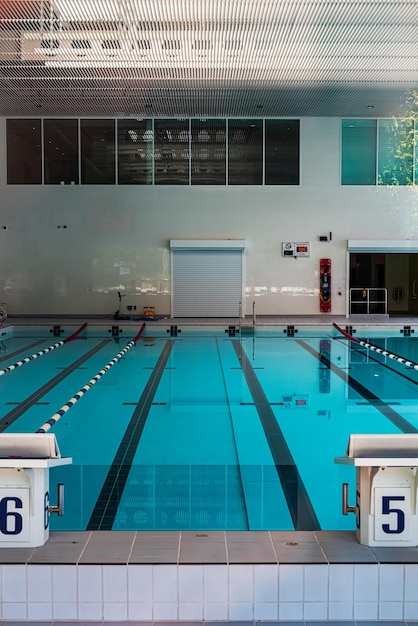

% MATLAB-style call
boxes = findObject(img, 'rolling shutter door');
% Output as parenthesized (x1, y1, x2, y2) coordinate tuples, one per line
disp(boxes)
(171, 247, 243, 317)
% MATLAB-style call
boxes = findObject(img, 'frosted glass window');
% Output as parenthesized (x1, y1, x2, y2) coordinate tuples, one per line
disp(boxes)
(378, 118, 414, 186)
(341, 119, 377, 185)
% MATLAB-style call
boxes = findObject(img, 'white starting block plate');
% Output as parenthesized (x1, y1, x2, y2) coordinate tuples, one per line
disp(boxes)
(0, 433, 71, 468)
(335, 433, 418, 467)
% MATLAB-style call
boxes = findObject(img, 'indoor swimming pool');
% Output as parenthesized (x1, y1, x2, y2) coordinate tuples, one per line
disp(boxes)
(1, 322, 418, 534)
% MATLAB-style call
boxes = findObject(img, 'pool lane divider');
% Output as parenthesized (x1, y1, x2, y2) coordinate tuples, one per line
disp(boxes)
(0, 340, 112, 432)
(87, 338, 174, 530)
(232, 341, 321, 531)
(36, 324, 145, 434)
(297, 338, 418, 434)
(333, 322, 418, 369)
(0, 322, 88, 378)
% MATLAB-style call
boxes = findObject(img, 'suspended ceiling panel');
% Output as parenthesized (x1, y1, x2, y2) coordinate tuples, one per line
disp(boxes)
(0, 0, 417, 118)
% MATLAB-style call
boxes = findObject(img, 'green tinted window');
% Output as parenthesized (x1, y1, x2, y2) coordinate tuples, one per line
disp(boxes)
(378, 118, 414, 186)
(341, 119, 377, 185)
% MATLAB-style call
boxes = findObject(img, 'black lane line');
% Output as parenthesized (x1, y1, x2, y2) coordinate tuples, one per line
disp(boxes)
(348, 342, 418, 387)
(0, 340, 46, 364)
(232, 341, 320, 531)
(0, 340, 111, 432)
(87, 340, 174, 531)
(297, 339, 418, 434)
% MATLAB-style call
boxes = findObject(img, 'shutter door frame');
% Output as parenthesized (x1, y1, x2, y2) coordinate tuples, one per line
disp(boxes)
(170, 240, 245, 318)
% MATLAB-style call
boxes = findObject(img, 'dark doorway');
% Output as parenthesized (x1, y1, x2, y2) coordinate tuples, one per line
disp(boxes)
(350, 253, 385, 289)
(349, 253, 418, 316)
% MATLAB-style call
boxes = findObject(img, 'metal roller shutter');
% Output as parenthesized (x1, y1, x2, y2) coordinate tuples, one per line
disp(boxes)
(172, 248, 243, 317)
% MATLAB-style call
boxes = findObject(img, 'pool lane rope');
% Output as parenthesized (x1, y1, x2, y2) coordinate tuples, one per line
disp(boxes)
(36, 323, 146, 433)
(333, 322, 418, 370)
(0, 322, 88, 378)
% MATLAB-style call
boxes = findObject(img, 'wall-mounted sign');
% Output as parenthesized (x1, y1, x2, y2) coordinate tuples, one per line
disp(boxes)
(282, 242, 310, 257)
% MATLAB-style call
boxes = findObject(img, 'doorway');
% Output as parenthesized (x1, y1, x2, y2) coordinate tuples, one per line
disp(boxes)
(349, 252, 418, 316)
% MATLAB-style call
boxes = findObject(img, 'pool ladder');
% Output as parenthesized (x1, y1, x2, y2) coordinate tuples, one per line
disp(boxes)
(239, 301, 256, 337)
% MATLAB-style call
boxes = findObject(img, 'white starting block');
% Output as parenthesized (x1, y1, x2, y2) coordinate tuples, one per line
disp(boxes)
(335, 434, 418, 547)
(0, 433, 72, 547)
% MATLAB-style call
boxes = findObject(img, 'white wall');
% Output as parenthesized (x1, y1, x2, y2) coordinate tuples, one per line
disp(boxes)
(0, 117, 417, 317)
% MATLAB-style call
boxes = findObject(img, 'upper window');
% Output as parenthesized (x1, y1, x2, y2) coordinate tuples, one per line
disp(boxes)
(378, 118, 414, 186)
(342, 118, 415, 185)
(228, 119, 263, 185)
(6, 117, 301, 186)
(191, 119, 226, 185)
(154, 119, 189, 185)
(118, 119, 153, 185)
(265, 120, 299, 185)
(341, 119, 377, 185)
(44, 119, 79, 185)
(7, 119, 42, 184)
(81, 119, 115, 185)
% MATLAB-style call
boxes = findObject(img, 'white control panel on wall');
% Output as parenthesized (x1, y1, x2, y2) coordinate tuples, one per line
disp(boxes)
(282, 242, 310, 257)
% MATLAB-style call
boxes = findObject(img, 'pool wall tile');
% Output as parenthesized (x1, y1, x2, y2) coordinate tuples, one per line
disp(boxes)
(203, 601, 229, 620)
(254, 564, 279, 602)
(103, 564, 128, 602)
(203, 564, 228, 602)
(303, 564, 329, 601)
(128, 601, 154, 620)
(103, 600, 128, 620)
(328, 601, 354, 620)
(4, 534, 418, 621)
(354, 564, 379, 601)
(27, 600, 52, 620)
(127, 564, 153, 602)
(228, 600, 254, 620)
(78, 601, 102, 620)
(378, 601, 405, 620)
(27, 564, 52, 602)
(153, 600, 178, 620)
(405, 564, 418, 599)
(52, 600, 78, 620)
(279, 600, 304, 620)
(278, 564, 304, 601)
(404, 602, 418, 619)
(78, 565, 102, 602)
(2, 564, 26, 602)
(178, 600, 204, 620)
(329, 563, 354, 601)
(2, 602, 27, 620)
(52, 564, 77, 602)
(153, 564, 177, 602)
(303, 600, 328, 620)
(353, 601, 379, 620)
(229, 564, 254, 602)
(254, 600, 278, 620)
(379, 564, 405, 600)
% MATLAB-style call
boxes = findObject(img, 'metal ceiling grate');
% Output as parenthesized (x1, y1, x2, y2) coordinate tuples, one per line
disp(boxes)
(0, 0, 417, 118)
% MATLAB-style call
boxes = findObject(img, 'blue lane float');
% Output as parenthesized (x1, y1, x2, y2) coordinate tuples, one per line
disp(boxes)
(0, 322, 88, 378)
(333, 322, 418, 370)
(36, 323, 146, 433)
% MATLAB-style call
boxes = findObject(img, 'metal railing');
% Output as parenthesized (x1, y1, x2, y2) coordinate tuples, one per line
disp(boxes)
(349, 288, 387, 315)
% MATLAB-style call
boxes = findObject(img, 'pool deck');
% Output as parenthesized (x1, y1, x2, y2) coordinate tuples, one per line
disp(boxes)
(2, 314, 418, 623)
(5, 312, 418, 327)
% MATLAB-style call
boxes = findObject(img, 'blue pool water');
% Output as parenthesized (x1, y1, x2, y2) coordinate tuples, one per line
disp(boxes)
(1, 324, 418, 532)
